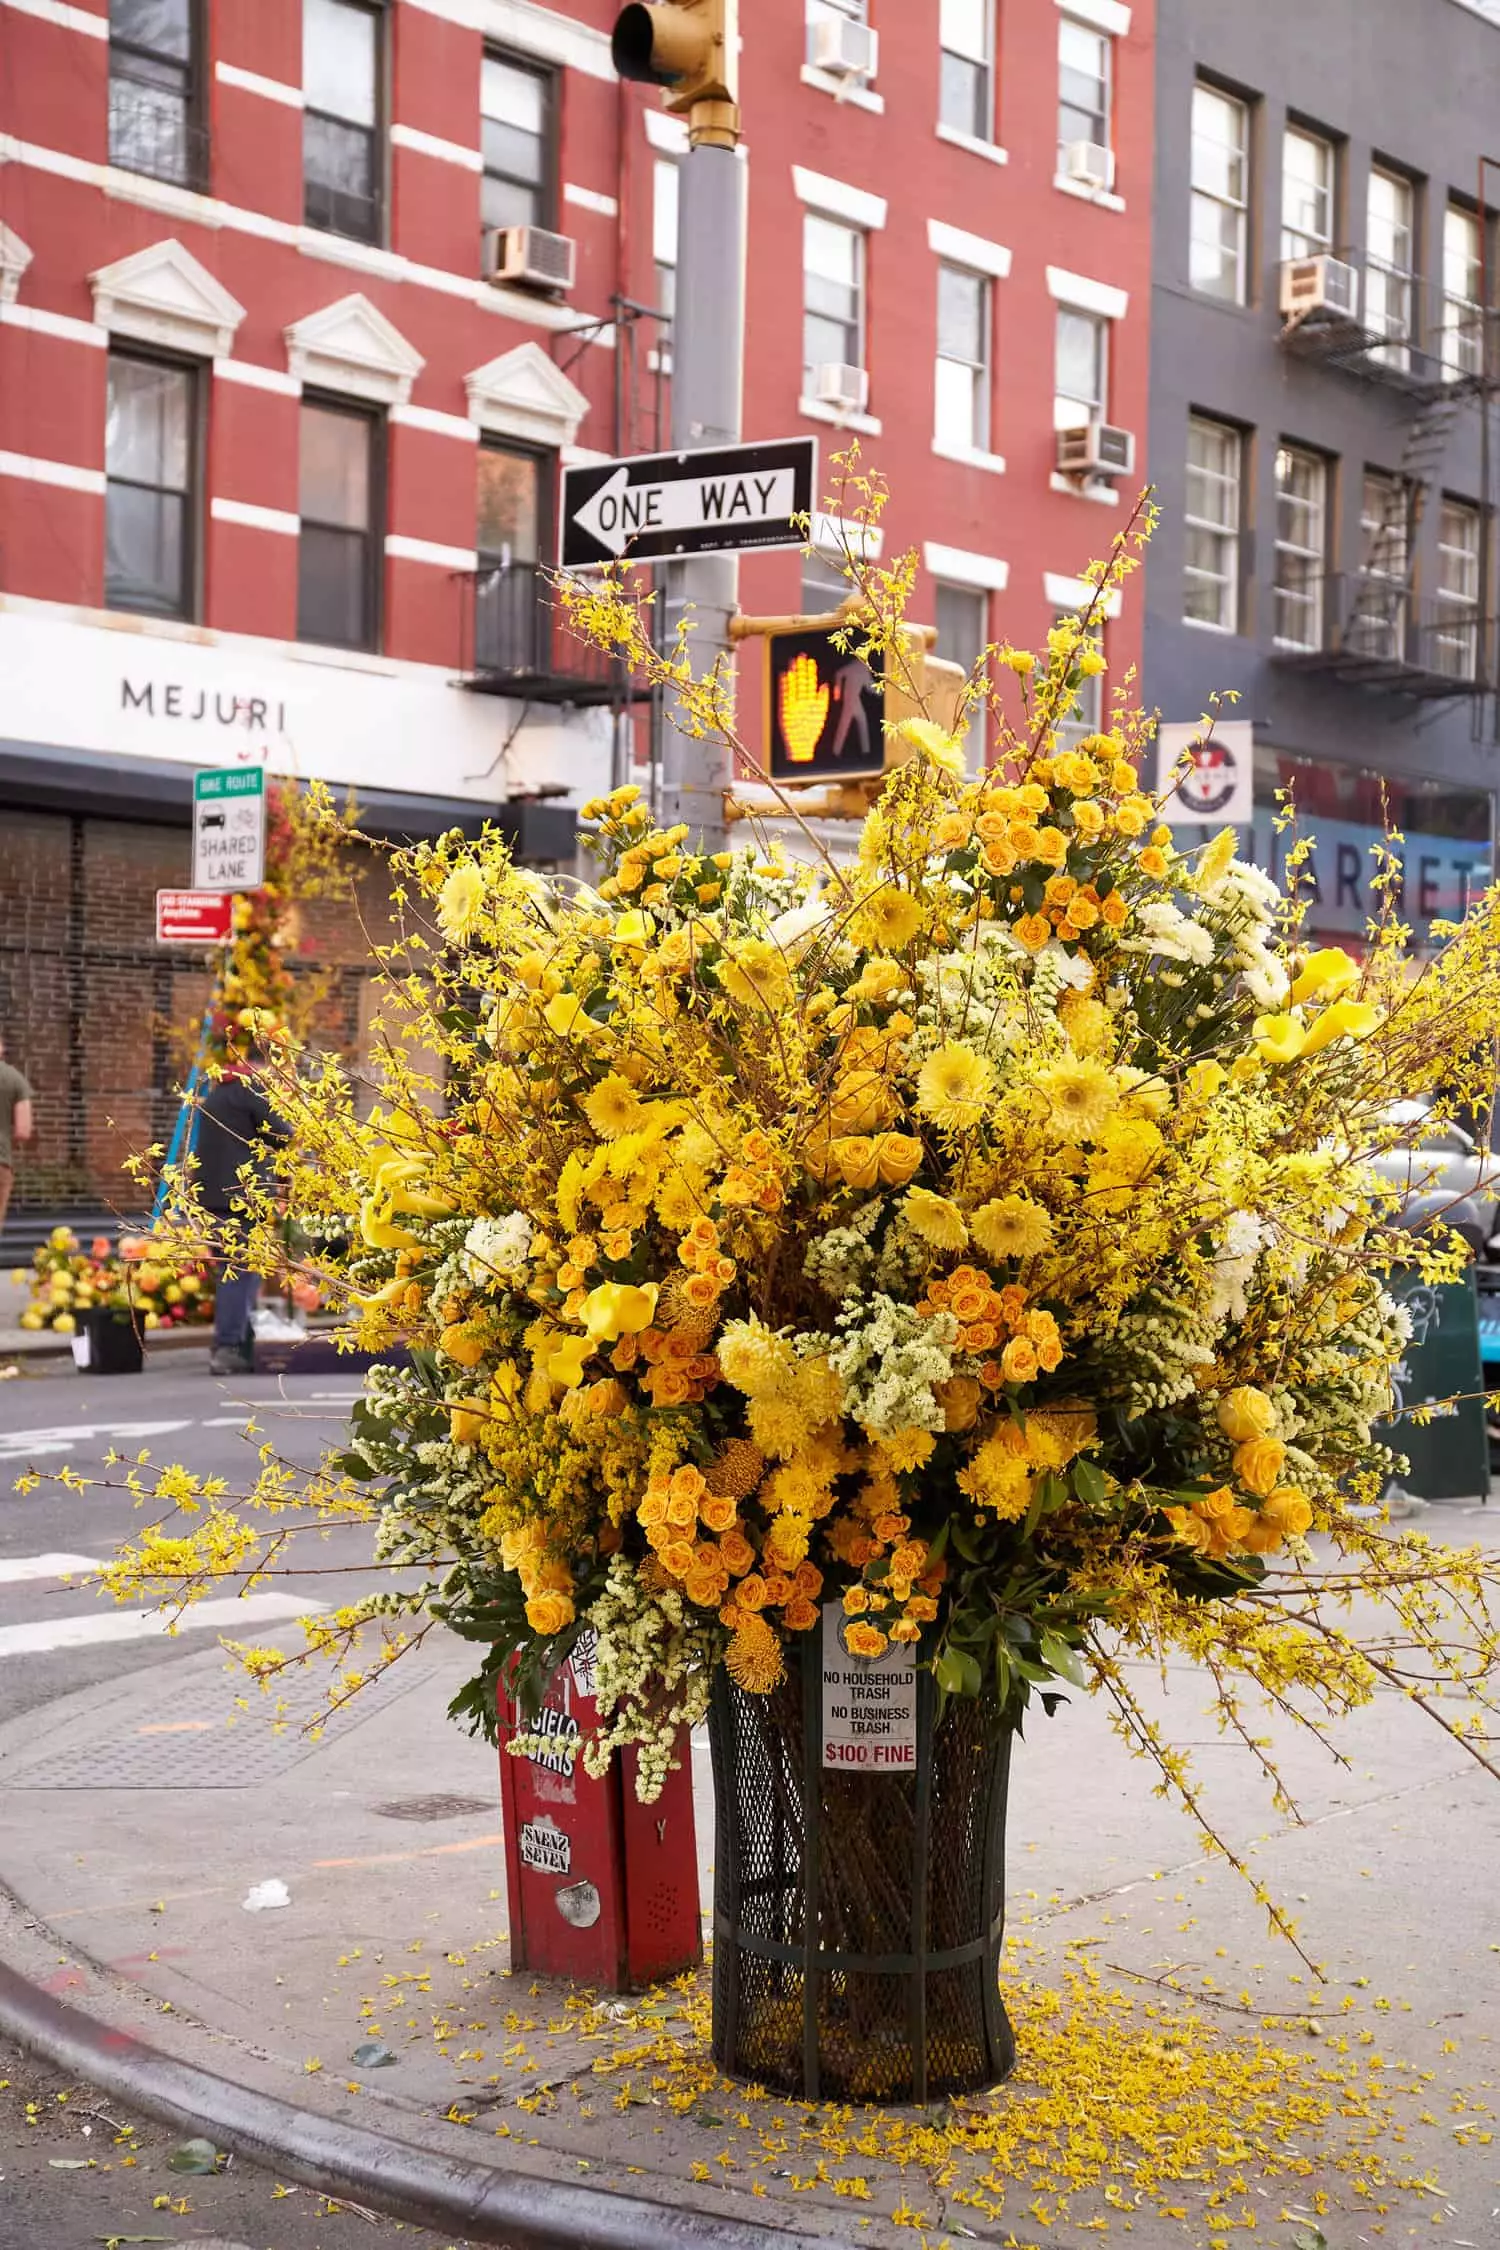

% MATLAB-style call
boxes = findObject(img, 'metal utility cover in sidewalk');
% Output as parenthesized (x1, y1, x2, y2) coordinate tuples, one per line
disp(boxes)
(561, 436, 817, 567)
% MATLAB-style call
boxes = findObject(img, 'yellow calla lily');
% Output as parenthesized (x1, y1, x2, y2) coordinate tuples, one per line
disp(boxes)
(581, 1280, 660, 1343)
(384, 1184, 457, 1219)
(544, 992, 590, 1038)
(358, 1196, 423, 1251)
(534, 1330, 596, 1389)
(1290, 946, 1362, 1006)
(612, 909, 656, 949)
(1298, 997, 1381, 1058)
(1251, 1014, 1306, 1066)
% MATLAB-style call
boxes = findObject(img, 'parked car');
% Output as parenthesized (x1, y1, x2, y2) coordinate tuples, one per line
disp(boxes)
(1371, 1101, 1500, 1248)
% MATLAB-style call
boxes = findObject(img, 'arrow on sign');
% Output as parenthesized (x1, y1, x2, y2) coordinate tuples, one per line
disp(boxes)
(573, 463, 800, 560)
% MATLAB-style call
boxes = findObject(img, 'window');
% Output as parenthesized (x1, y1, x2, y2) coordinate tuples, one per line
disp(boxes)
(935, 581, 987, 751)
(1366, 167, 1416, 367)
(935, 264, 990, 453)
(1281, 126, 1334, 262)
(1055, 615, 1103, 744)
(803, 214, 865, 384)
(1054, 307, 1108, 430)
(482, 51, 553, 252)
(1184, 415, 1241, 631)
(1442, 205, 1484, 378)
(1057, 17, 1111, 160)
(109, 0, 200, 188)
(802, 550, 851, 615)
(939, 0, 993, 143)
(297, 398, 379, 650)
(304, 0, 381, 244)
(105, 350, 196, 620)
(1273, 444, 1328, 651)
(477, 443, 542, 568)
(1190, 83, 1249, 303)
(1351, 468, 1409, 658)
(653, 156, 679, 326)
(1435, 498, 1482, 677)
(475, 442, 545, 669)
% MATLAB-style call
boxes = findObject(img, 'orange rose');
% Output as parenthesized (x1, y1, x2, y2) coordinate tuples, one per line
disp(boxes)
(1001, 1336, 1040, 1384)
(1014, 913, 1052, 954)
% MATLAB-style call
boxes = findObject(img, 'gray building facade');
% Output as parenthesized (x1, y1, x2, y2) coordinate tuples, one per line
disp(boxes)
(1143, 0, 1499, 947)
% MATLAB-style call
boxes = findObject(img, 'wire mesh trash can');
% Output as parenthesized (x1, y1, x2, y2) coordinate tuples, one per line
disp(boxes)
(708, 1611, 1015, 2103)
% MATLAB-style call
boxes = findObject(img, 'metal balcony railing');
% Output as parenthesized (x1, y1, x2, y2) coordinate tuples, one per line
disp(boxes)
(461, 562, 641, 707)
(1277, 247, 1498, 396)
(1271, 571, 1492, 697)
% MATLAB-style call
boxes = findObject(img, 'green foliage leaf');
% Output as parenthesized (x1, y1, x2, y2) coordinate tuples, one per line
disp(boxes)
(166, 2138, 221, 2175)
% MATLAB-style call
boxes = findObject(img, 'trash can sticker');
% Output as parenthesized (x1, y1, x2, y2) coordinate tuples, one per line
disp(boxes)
(519, 1815, 572, 1875)
(821, 1603, 918, 1770)
(556, 1879, 602, 1929)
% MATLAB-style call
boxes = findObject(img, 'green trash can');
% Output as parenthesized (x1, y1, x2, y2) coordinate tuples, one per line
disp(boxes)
(1377, 1265, 1490, 1506)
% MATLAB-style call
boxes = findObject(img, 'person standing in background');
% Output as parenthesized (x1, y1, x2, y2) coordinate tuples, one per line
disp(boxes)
(192, 1033, 287, 1376)
(0, 1030, 35, 1241)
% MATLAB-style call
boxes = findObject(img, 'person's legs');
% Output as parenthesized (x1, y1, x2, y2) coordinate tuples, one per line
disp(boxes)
(0, 1164, 12, 1239)
(211, 1263, 260, 1373)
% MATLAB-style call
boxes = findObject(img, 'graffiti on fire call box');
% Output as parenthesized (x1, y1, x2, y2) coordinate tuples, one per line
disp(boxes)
(821, 1604, 918, 1770)
(519, 1815, 572, 1875)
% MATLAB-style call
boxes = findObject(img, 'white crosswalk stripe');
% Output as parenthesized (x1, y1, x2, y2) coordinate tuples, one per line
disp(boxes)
(0, 1591, 327, 1658)
(0, 1552, 101, 1585)
(0, 1418, 192, 1461)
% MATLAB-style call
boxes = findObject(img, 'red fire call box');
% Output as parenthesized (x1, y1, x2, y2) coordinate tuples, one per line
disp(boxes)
(497, 1627, 701, 1991)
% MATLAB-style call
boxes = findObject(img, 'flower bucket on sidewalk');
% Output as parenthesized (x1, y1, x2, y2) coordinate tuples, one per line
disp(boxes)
(71, 1305, 144, 1375)
(710, 1612, 1013, 2101)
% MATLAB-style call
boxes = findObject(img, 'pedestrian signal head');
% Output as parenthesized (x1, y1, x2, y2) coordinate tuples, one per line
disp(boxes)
(611, 1, 737, 114)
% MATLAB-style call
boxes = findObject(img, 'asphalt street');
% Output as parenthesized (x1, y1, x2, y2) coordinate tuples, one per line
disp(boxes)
(0, 1360, 383, 1724)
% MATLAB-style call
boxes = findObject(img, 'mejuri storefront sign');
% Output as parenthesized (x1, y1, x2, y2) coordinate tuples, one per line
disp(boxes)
(192, 765, 266, 891)
(561, 436, 818, 567)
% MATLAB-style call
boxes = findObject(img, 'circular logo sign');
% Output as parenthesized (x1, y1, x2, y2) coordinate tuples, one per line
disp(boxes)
(1177, 734, 1243, 818)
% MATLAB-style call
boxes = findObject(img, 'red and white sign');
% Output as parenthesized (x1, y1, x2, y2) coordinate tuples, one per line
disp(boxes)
(156, 889, 234, 944)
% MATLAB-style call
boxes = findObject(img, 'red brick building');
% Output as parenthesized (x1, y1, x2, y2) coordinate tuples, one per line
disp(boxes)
(0, 0, 1152, 1220)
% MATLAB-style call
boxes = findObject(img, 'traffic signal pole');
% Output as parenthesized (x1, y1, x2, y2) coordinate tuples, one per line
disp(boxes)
(612, 3, 743, 852)
(662, 135, 745, 849)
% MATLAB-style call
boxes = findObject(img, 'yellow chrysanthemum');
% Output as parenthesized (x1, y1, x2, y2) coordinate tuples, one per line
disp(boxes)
(436, 861, 485, 943)
(916, 1041, 994, 1130)
(854, 888, 925, 952)
(970, 1195, 1054, 1262)
(725, 1613, 785, 1694)
(902, 1186, 969, 1251)
(892, 716, 967, 777)
(1035, 1056, 1119, 1140)
(582, 1073, 644, 1139)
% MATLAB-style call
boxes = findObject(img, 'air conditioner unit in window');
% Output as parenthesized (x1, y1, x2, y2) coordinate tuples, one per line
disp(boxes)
(811, 16, 878, 79)
(1279, 253, 1359, 323)
(811, 361, 870, 414)
(1061, 138, 1115, 192)
(490, 224, 577, 295)
(1056, 421, 1136, 478)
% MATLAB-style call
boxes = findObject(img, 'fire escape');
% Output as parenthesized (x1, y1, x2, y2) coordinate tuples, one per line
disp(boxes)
(1274, 241, 1498, 723)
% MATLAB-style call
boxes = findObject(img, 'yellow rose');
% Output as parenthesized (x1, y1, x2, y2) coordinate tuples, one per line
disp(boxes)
(1216, 1386, 1275, 1442)
(448, 1398, 489, 1445)
(525, 1589, 575, 1636)
(1262, 1484, 1314, 1537)
(832, 1135, 883, 1190)
(1233, 1434, 1287, 1496)
(440, 1322, 488, 1369)
(875, 1132, 924, 1187)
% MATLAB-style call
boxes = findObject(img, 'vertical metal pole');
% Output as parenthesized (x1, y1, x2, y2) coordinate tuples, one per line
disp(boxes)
(659, 134, 745, 851)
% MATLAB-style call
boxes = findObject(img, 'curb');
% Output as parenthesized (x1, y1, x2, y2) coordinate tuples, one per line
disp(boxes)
(0, 1956, 843, 2250)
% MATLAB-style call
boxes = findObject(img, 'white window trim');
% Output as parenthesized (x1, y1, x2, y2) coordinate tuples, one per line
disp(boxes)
(391, 403, 481, 440)
(800, 63, 885, 114)
(793, 166, 888, 230)
(465, 337, 589, 445)
(1046, 265, 1128, 318)
(92, 238, 248, 359)
(391, 123, 483, 172)
(935, 122, 1009, 166)
(1056, 0, 1131, 33)
(644, 111, 689, 156)
(214, 356, 302, 395)
(1044, 569, 1123, 618)
(386, 534, 481, 570)
(928, 218, 1012, 279)
(0, 221, 33, 307)
(800, 396, 883, 436)
(1054, 173, 1126, 212)
(564, 182, 619, 216)
(211, 496, 300, 536)
(1, 0, 107, 37)
(284, 292, 425, 406)
(934, 438, 1006, 476)
(215, 61, 304, 108)
(0, 447, 106, 493)
(1050, 470, 1120, 504)
(405, 0, 616, 80)
(925, 541, 1009, 592)
(812, 512, 884, 562)
(1, 302, 106, 346)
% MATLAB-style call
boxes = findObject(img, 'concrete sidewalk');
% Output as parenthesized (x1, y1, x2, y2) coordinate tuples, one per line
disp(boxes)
(2, 1583, 1499, 2250)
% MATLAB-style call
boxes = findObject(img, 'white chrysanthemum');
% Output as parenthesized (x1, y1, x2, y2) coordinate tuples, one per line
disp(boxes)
(462, 1212, 533, 1284)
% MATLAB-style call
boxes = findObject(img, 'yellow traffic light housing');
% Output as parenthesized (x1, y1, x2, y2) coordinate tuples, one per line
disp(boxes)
(612, 1, 738, 130)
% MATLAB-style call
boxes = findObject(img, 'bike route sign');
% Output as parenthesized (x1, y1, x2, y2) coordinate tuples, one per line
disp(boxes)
(193, 766, 266, 891)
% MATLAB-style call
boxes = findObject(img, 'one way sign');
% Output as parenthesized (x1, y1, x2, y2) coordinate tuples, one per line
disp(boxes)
(561, 436, 817, 568)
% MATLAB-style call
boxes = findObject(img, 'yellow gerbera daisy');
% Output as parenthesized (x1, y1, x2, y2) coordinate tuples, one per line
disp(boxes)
(970, 1194, 1054, 1261)
(1035, 1056, 1119, 1140)
(902, 1186, 969, 1251)
(916, 1041, 994, 1130)
(582, 1073, 644, 1139)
